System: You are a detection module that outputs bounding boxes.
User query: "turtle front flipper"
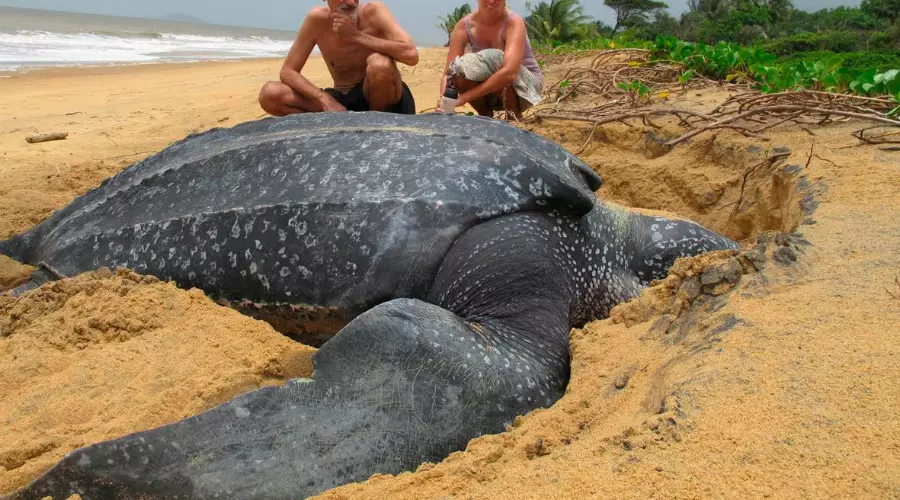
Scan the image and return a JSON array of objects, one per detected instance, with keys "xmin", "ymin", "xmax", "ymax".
[
  {"xmin": 7, "ymin": 214, "xmax": 577, "ymax": 500},
  {"xmin": 625, "ymin": 212, "xmax": 740, "ymax": 285}
]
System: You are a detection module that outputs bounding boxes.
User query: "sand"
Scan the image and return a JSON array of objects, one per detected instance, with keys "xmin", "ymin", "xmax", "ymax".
[{"xmin": 1, "ymin": 47, "xmax": 899, "ymax": 499}]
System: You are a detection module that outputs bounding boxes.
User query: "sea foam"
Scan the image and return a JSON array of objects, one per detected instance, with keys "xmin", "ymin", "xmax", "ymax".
[{"xmin": 0, "ymin": 30, "xmax": 296, "ymax": 72}]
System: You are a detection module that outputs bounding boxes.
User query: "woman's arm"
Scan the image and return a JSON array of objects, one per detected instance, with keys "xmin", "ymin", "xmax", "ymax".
[
  {"xmin": 457, "ymin": 15, "xmax": 527, "ymax": 106},
  {"xmin": 440, "ymin": 19, "xmax": 469, "ymax": 97}
]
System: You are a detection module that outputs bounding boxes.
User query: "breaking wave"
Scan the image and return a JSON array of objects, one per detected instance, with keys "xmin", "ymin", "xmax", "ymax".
[{"xmin": 0, "ymin": 30, "xmax": 296, "ymax": 72}]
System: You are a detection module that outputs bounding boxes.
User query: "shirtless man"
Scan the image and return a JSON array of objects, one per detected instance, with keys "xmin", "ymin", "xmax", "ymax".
[{"xmin": 259, "ymin": 0, "xmax": 418, "ymax": 116}]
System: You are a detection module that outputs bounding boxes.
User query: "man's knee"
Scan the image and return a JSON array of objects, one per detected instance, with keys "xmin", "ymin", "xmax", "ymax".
[
  {"xmin": 259, "ymin": 82, "xmax": 293, "ymax": 116},
  {"xmin": 365, "ymin": 54, "xmax": 396, "ymax": 81},
  {"xmin": 259, "ymin": 81, "xmax": 287, "ymax": 111}
]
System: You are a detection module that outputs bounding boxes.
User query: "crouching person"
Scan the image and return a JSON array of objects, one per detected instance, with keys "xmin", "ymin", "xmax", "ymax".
[
  {"xmin": 438, "ymin": 0, "xmax": 543, "ymax": 120},
  {"xmin": 259, "ymin": 0, "xmax": 418, "ymax": 116}
]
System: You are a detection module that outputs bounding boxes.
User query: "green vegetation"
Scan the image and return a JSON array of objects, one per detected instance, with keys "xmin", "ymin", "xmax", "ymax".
[
  {"xmin": 652, "ymin": 37, "xmax": 900, "ymax": 103},
  {"xmin": 616, "ymin": 80, "xmax": 652, "ymax": 105},
  {"xmin": 778, "ymin": 52, "xmax": 900, "ymax": 74},
  {"xmin": 436, "ymin": 3, "xmax": 472, "ymax": 47},
  {"xmin": 437, "ymin": 0, "xmax": 900, "ymax": 108},
  {"xmin": 603, "ymin": 0, "xmax": 668, "ymax": 34},
  {"xmin": 523, "ymin": 0, "xmax": 595, "ymax": 42},
  {"xmin": 542, "ymin": 34, "xmax": 900, "ymax": 106}
]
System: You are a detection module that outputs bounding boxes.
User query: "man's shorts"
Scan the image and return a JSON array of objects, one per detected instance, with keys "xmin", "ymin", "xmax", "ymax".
[{"xmin": 323, "ymin": 80, "xmax": 416, "ymax": 114}]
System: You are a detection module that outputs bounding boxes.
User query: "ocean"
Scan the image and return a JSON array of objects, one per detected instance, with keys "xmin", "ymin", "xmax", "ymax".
[{"xmin": 0, "ymin": 6, "xmax": 297, "ymax": 74}]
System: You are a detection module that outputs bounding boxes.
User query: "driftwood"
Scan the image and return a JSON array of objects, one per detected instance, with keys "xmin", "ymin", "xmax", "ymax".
[{"xmin": 26, "ymin": 132, "xmax": 68, "ymax": 144}]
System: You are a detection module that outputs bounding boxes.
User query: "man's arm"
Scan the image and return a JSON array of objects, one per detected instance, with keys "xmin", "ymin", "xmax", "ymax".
[
  {"xmin": 334, "ymin": 2, "xmax": 418, "ymax": 66},
  {"xmin": 280, "ymin": 8, "xmax": 345, "ymax": 111},
  {"xmin": 458, "ymin": 16, "xmax": 527, "ymax": 106}
]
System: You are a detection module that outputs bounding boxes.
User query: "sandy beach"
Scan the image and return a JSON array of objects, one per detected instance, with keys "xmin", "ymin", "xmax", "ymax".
[
  {"xmin": 1, "ymin": 46, "xmax": 899, "ymax": 499},
  {"xmin": 0, "ymin": 49, "xmax": 449, "ymax": 240}
]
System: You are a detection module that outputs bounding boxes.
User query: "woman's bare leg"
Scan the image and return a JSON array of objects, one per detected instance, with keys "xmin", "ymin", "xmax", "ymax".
[
  {"xmin": 450, "ymin": 76, "xmax": 494, "ymax": 116},
  {"xmin": 450, "ymin": 76, "xmax": 522, "ymax": 120},
  {"xmin": 499, "ymin": 87, "xmax": 522, "ymax": 120}
]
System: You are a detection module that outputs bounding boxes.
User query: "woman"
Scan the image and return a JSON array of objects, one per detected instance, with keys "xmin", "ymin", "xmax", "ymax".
[{"xmin": 438, "ymin": 0, "xmax": 544, "ymax": 119}]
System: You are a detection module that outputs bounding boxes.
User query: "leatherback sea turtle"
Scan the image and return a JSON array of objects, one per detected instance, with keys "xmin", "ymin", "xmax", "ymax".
[{"xmin": 1, "ymin": 112, "xmax": 737, "ymax": 500}]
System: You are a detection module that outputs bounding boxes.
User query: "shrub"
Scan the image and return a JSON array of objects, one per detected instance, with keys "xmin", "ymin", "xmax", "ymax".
[
  {"xmin": 762, "ymin": 31, "xmax": 863, "ymax": 55},
  {"xmin": 778, "ymin": 51, "xmax": 900, "ymax": 74}
]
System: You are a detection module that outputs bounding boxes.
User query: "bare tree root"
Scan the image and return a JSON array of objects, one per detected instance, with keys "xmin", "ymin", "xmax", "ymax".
[
  {"xmin": 712, "ymin": 90, "xmax": 898, "ymax": 116},
  {"xmin": 851, "ymin": 126, "xmax": 900, "ymax": 145},
  {"xmin": 665, "ymin": 104, "xmax": 900, "ymax": 148},
  {"xmin": 728, "ymin": 150, "xmax": 793, "ymax": 229},
  {"xmin": 532, "ymin": 49, "xmax": 900, "ymax": 153},
  {"xmin": 527, "ymin": 89, "xmax": 900, "ymax": 153},
  {"xmin": 527, "ymin": 108, "xmax": 717, "ymax": 152},
  {"xmin": 805, "ymin": 142, "xmax": 838, "ymax": 169},
  {"xmin": 887, "ymin": 276, "xmax": 900, "ymax": 300},
  {"xmin": 541, "ymin": 49, "xmax": 715, "ymax": 106}
]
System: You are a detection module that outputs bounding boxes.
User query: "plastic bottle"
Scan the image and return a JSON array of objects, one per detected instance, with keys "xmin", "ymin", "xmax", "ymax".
[{"xmin": 439, "ymin": 87, "xmax": 459, "ymax": 113}]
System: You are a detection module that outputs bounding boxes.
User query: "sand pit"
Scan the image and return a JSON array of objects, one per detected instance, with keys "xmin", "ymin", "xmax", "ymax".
[{"xmin": 1, "ymin": 47, "xmax": 899, "ymax": 499}]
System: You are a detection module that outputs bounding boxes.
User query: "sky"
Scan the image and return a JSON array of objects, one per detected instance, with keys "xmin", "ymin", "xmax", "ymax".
[{"xmin": 0, "ymin": 0, "xmax": 862, "ymax": 46}]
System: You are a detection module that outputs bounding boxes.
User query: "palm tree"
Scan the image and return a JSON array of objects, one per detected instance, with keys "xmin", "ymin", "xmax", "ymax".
[
  {"xmin": 524, "ymin": 0, "xmax": 593, "ymax": 42},
  {"xmin": 437, "ymin": 4, "xmax": 473, "ymax": 46},
  {"xmin": 687, "ymin": 0, "xmax": 731, "ymax": 21}
]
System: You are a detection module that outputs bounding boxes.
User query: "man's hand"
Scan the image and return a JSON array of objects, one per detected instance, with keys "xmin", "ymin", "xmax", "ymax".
[
  {"xmin": 318, "ymin": 92, "xmax": 347, "ymax": 112},
  {"xmin": 331, "ymin": 13, "xmax": 360, "ymax": 40}
]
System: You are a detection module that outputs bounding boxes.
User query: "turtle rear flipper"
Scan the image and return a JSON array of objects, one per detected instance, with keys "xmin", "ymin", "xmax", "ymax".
[
  {"xmin": 7, "ymin": 213, "xmax": 575, "ymax": 500},
  {"xmin": 5, "ymin": 262, "xmax": 65, "ymax": 296}
]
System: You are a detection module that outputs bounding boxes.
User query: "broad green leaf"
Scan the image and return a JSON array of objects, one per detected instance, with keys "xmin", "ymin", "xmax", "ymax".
[{"xmin": 886, "ymin": 79, "xmax": 900, "ymax": 96}]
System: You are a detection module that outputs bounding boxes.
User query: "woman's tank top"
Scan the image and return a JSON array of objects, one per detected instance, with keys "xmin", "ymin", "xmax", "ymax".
[{"xmin": 463, "ymin": 11, "xmax": 542, "ymax": 80}]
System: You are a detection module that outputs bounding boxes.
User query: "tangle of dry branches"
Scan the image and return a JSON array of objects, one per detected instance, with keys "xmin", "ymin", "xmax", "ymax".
[
  {"xmin": 540, "ymin": 49, "xmax": 715, "ymax": 106},
  {"xmin": 526, "ymin": 89, "xmax": 900, "ymax": 153}
]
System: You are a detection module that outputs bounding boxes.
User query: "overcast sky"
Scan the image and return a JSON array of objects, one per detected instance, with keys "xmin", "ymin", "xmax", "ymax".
[{"xmin": 0, "ymin": 0, "xmax": 862, "ymax": 46}]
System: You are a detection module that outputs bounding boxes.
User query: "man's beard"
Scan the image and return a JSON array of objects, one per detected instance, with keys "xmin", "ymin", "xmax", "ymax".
[{"xmin": 338, "ymin": 6, "xmax": 358, "ymax": 21}]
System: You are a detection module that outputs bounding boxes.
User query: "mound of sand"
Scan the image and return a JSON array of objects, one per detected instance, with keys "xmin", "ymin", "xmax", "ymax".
[{"xmin": 0, "ymin": 269, "xmax": 314, "ymax": 493}]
